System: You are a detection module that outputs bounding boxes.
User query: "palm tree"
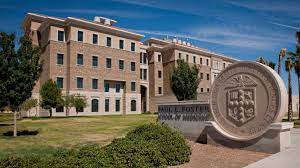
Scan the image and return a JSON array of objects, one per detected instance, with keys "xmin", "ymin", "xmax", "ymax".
[
  {"xmin": 256, "ymin": 57, "xmax": 267, "ymax": 64},
  {"xmin": 278, "ymin": 48, "xmax": 287, "ymax": 76},
  {"xmin": 285, "ymin": 57, "xmax": 293, "ymax": 121},
  {"xmin": 268, "ymin": 61, "xmax": 276, "ymax": 70},
  {"xmin": 288, "ymin": 45, "xmax": 300, "ymax": 119}
]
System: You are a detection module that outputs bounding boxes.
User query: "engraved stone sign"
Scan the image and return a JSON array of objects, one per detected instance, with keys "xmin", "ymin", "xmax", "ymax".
[{"xmin": 210, "ymin": 61, "xmax": 287, "ymax": 141}]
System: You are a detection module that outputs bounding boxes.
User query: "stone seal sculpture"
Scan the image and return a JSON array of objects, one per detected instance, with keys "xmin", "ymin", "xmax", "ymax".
[{"xmin": 210, "ymin": 61, "xmax": 287, "ymax": 141}]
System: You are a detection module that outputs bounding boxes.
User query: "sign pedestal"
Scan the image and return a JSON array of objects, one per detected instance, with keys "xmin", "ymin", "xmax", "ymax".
[{"xmin": 204, "ymin": 121, "xmax": 294, "ymax": 153}]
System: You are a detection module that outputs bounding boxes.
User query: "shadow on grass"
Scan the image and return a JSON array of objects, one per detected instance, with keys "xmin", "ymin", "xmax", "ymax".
[{"xmin": 3, "ymin": 130, "xmax": 39, "ymax": 136}]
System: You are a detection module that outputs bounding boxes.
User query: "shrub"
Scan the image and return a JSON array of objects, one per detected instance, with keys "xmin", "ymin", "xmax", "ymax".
[
  {"xmin": 104, "ymin": 138, "xmax": 167, "ymax": 168},
  {"xmin": 126, "ymin": 123, "xmax": 191, "ymax": 166}
]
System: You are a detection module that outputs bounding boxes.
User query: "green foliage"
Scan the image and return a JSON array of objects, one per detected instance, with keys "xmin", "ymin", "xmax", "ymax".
[
  {"xmin": 61, "ymin": 94, "xmax": 87, "ymax": 116},
  {"xmin": 256, "ymin": 56, "xmax": 276, "ymax": 70},
  {"xmin": 171, "ymin": 59, "xmax": 200, "ymax": 101},
  {"xmin": 40, "ymin": 79, "xmax": 62, "ymax": 117},
  {"xmin": 126, "ymin": 123, "xmax": 191, "ymax": 166},
  {"xmin": 19, "ymin": 98, "xmax": 38, "ymax": 112},
  {"xmin": 0, "ymin": 32, "xmax": 42, "ymax": 111}
]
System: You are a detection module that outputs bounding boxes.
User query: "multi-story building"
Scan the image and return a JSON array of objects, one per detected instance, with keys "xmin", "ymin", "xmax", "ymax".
[
  {"xmin": 22, "ymin": 13, "xmax": 238, "ymax": 116},
  {"xmin": 23, "ymin": 13, "xmax": 145, "ymax": 116},
  {"xmin": 144, "ymin": 38, "xmax": 238, "ymax": 111}
]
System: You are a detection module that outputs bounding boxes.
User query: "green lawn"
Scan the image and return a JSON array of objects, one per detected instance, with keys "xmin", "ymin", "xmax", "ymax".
[{"xmin": 0, "ymin": 114, "xmax": 157, "ymax": 158}]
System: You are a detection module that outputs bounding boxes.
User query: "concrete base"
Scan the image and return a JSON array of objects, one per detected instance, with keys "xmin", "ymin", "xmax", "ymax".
[{"xmin": 203, "ymin": 121, "xmax": 294, "ymax": 153}]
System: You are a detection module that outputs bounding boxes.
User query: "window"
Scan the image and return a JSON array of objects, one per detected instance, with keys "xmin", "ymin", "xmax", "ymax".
[
  {"xmin": 131, "ymin": 62, "xmax": 136, "ymax": 71},
  {"xmin": 140, "ymin": 69, "xmax": 143, "ymax": 79},
  {"xmin": 207, "ymin": 74, "xmax": 210, "ymax": 80},
  {"xmin": 57, "ymin": 53, "xmax": 64, "ymax": 65},
  {"xmin": 77, "ymin": 54, "xmax": 83, "ymax": 65},
  {"xmin": 58, "ymin": 30, "xmax": 64, "ymax": 42},
  {"xmin": 92, "ymin": 78, "xmax": 98, "ymax": 89},
  {"xmin": 76, "ymin": 107, "xmax": 84, "ymax": 113},
  {"xmin": 206, "ymin": 59, "xmax": 209, "ymax": 66},
  {"xmin": 56, "ymin": 77, "xmax": 63, "ymax": 89},
  {"xmin": 207, "ymin": 88, "xmax": 210, "ymax": 92},
  {"xmin": 106, "ymin": 58, "xmax": 111, "ymax": 68},
  {"xmin": 92, "ymin": 34, "xmax": 98, "ymax": 44},
  {"xmin": 119, "ymin": 40, "xmax": 124, "ymax": 49},
  {"xmin": 56, "ymin": 106, "xmax": 64, "ymax": 112},
  {"xmin": 143, "ymin": 69, "xmax": 147, "ymax": 80},
  {"xmin": 131, "ymin": 100, "xmax": 136, "ymax": 111},
  {"xmin": 92, "ymin": 56, "xmax": 98, "ymax": 67},
  {"xmin": 158, "ymin": 54, "xmax": 162, "ymax": 62},
  {"xmin": 179, "ymin": 53, "xmax": 182, "ymax": 59},
  {"xmin": 200, "ymin": 73, "xmax": 203, "ymax": 79},
  {"xmin": 104, "ymin": 83, "xmax": 109, "ymax": 92},
  {"xmin": 115, "ymin": 99, "xmax": 120, "ymax": 112},
  {"xmin": 201, "ymin": 88, "xmax": 203, "ymax": 92},
  {"xmin": 116, "ymin": 83, "xmax": 121, "ymax": 93},
  {"xmin": 77, "ymin": 77, "xmax": 83, "ymax": 89},
  {"xmin": 119, "ymin": 60, "xmax": 124, "ymax": 70},
  {"xmin": 105, "ymin": 99, "xmax": 109, "ymax": 112},
  {"xmin": 106, "ymin": 37, "xmax": 111, "ymax": 47},
  {"xmin": 158, "ymin": 87, "xmax": 162, "ymax": 94},
  {"xmin": 91, "ymin": 99, "xmax": 98, "ymax": 112},
  {"xmin": 200, "ymin": 58, "xmax": 203, "ymax": 64},
  {"xmin": 158, "ymin": 70, "xmax": 162, "ymax": 78},
  {"xmin": 186, "ymin": 55, "xmax": 189, "ymax": 62},
  {"xmin": 131, "ymin": 42, "xmax": 135, "ymax": 52},
  {"xmin": 77, "ymin": 31, "xmax": 83, "ymax": 42},
  {"xmin": 143, "ymin": 53, "xmax": 147, "ymax": 64},
  {"xmin": 193, "ymin": 56, "xmax": 196, "ymax": 63},
  {"xmin": 131, "ymin": 82, "xmax": 136, "ymax": 92},
  {"xmin": 223, "ymin": 63, "xmax": 226, "ymax": 69}
]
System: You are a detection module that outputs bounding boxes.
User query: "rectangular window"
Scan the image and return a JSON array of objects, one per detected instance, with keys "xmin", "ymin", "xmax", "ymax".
[
  {"xmin": 116, "ymin": 83, "xmax": 121, "ymax": 93},
  {"xmin": 58, "ymin": 30, "xmax": 64, "ymax": 42},
  {"xmin": 115, "ymin": 99, "xmax": 120, "ymax": 112},
  {"xmin": 140, "ymin": 69, "xmax": 143, "ymax": 79},
  {"xmin": 193, "ymin": 56, "xmax": 196, "ymax": 63},
  {"xmin": 223, "ymin": 63, "xmax": 226, "ymax": 69},
  {"xmin": 131, "ymin": 42, "xmax": 135, "ymax": 52},
  {"xmin": 206, "ymin": 59, "xmax": 209, "ymax": 66},
  {"xmin": 119, "ymin": 40, "xmax": 124, "ymax": 49},
  {"xmin": 179, "ymin": 53, "xmax": 181, "ymax": 59},
  {"xmin": 119, "ymin": 60, "xmax": 124, "ymax": 70},
  {"xmin": 77, "ymin": 77, "xmax": 83, "ymax": 89},
  {"xmin": 106, "ymin": 37, "xmax": 111, "ymax": 47},
  {"xmin": 57, "ymin": 53, "xmax": 64, "ymax": 65},
  {"xmin": 92, "ymin": 78, "xmax": 98, "ymax": 89},
  {"xmin": 158, "ymin": 54, "xmax": 162, "ymax": 62},
  {"xmin": 77, "ymin": 54, "xmax": 83, "ymax": 65},
  {"xmin": 158, "ymin": 70, "xmax": 162, "ymax": 78},
  {"xmin": 200, "ymin": 73, "xmax": 203, "ymax": 79},
  {"xmin": 158, "ymin": 87, "xmax": 162, "ymax": 94},
  {"xmin": 131, "ymin": 82, "xmax": 136, "ymax": 92},
  {"xmin": 186, "ymin": 55, "xmax": 189, "ymax": 62},
  {"xmin": 104, "ymin": 83, "xmax": 110, "ymax": 92},
  {"xmin": 76, "ymin": 107, "xmax": 84, "ymax": 113},
  {"xmin": 131, "ymin": 62, "xmax": 136, "ymax": 71},
  {"xmin": 92, "ymin": 56, "xmax": 98, "ymax": 67},
  {"xmin": 77, "ymin": 31, "xmax": 83, "ymax": 42},
  {"xmin": 105, "ymin": 99, "xmax": 109, "ymax": 112},
  {"xmin": 93, "ymin": 34, "xmax": 98, "ymax": 44},
  {"xmin": 200, "ymin": 58, "xmax": 203, "ymax": 64},
  {"xmin": 207, "ymin": 74, "xmax": 210, "ymax": 80},
  {"xmin": 56, "ymin": 77, "xmax": 63, "ymax": 88},
  {"xmin": 56, "ymin": 106, "xmax": 64, "ymax": 112},
  {"xmin": 106, "ymin": 58, "xmax": 112, "ymax": 68},
  {"xmin": 143, "ymin": 53, "xmax": 147, "ymax": 64},
  {"xmin": 207, "ymin": 88, "xmax": 210, "ymax": 92},
  {"xmin": 201, "ymin": 88, "xmax": 203, "ymax": 92},
  {"xmin": 143, "ymin": 69, "xmax": 147, "ymax": 80}
]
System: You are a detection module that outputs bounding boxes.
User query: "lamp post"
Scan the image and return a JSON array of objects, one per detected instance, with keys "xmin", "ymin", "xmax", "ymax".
[{"xmin": 278, "ymin": 48, "xmax": 286, "ymax": 76}]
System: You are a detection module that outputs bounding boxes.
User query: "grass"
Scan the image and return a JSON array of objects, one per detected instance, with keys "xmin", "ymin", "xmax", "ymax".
[
  {"xmin": 0, "ymin": 113, "xmax": 13, "ymax": 122},
  {"xmin": 0, "ymin": 114, "xmax": 157, "ymax": 158}
]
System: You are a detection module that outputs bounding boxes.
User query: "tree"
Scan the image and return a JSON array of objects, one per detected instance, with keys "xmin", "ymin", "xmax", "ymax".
[
  {"xmin": 171, "ymin": 59, "xmax": 200, "ymax": 101},
  {"xmin": 268, "ymin": 61, "xmax": 276, "ymax": 70},
  {"xmin": 61, "ymin": 94, "xmax": 74, "ymax": 117},
  {"xmin": 285, "ymin": 57, "xmax": 293, "ymax": 121},
  {"xmin": 256, "ymin": 57, "xmax": 276, "ymax": 70},
  {"xmin": 288, "ymin": 45, "xmax": 300, "ymax": 119},
  {"xmin": 278, "ymin": 48, "xmax": 287, "ymax": 76},
  {"xmin": 0, "ymin": 32, "xmax": 42, "ymax": 136},
  {"xmin": 19, "ymin": 98, "xmax": 38, "ymax": 117},
  {"xmin": 40, "ymin": 79, "xmax": 62, "ymax": 117},
  {"xmin": 72, "ymin": 95, "xmax": 87, "ymax": 115}
]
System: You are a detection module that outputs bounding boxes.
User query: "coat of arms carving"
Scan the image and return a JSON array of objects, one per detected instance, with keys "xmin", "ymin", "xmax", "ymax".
[{"xmin": 225, "ymin": 75, "xmax": 257, "ymax": 126}]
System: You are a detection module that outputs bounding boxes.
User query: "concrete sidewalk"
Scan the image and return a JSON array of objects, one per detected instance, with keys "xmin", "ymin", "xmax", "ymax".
[{"xmin": 245, "ymin": 128, "xmax": 300, "ymax": 168}]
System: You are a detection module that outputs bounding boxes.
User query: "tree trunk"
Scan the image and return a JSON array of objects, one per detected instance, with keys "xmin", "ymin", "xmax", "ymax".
[
  {"xmin": 298, "ymin": 76, "xmax": 300, "ymax": 120},
  {"xmin": 277, "ymin": 54, "xmax": 281, "ymax": 76},
  {"xmin": 288, "ymin": 70, "xmax": 293, "ymax": 121},
  {"xmin": 49, "ymin": 108, "xmax": 52, "ymax": 118},
  {"xmin": 13, "ymin": 111, "xmax": 17, "ymax": 137}
]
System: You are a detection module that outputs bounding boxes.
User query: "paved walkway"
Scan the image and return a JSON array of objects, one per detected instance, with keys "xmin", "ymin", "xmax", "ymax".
[{"xmin": 245, "ymin": 128, "xmax": 300, "ymax": 168}]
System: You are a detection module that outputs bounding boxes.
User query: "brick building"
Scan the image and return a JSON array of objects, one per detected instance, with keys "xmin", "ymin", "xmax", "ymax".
[{"xmin": 22, "ymin": 13, "xmax": 237, "ymax": 116}]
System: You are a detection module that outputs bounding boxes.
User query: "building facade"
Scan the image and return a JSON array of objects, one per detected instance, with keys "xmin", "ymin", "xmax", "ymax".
[{"xmin": 22, "ymin": 13, "xmax": 237, "ymax": 116}]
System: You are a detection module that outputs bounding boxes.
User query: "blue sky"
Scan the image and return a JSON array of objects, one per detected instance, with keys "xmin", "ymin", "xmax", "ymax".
[{"xmin": 1, "ymin": 0, "xmax": 300, "ymax": 94}]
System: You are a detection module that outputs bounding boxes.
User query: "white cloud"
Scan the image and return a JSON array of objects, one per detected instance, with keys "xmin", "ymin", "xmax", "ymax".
[{"xmin": 268, "ymin": 21, "xmax": 299, "ymax": 30}]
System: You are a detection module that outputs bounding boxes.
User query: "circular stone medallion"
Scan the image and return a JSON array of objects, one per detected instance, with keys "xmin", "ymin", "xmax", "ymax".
[{"xmin": 210, "ymin": 61, "xmax": 287, "ymax": 141}]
